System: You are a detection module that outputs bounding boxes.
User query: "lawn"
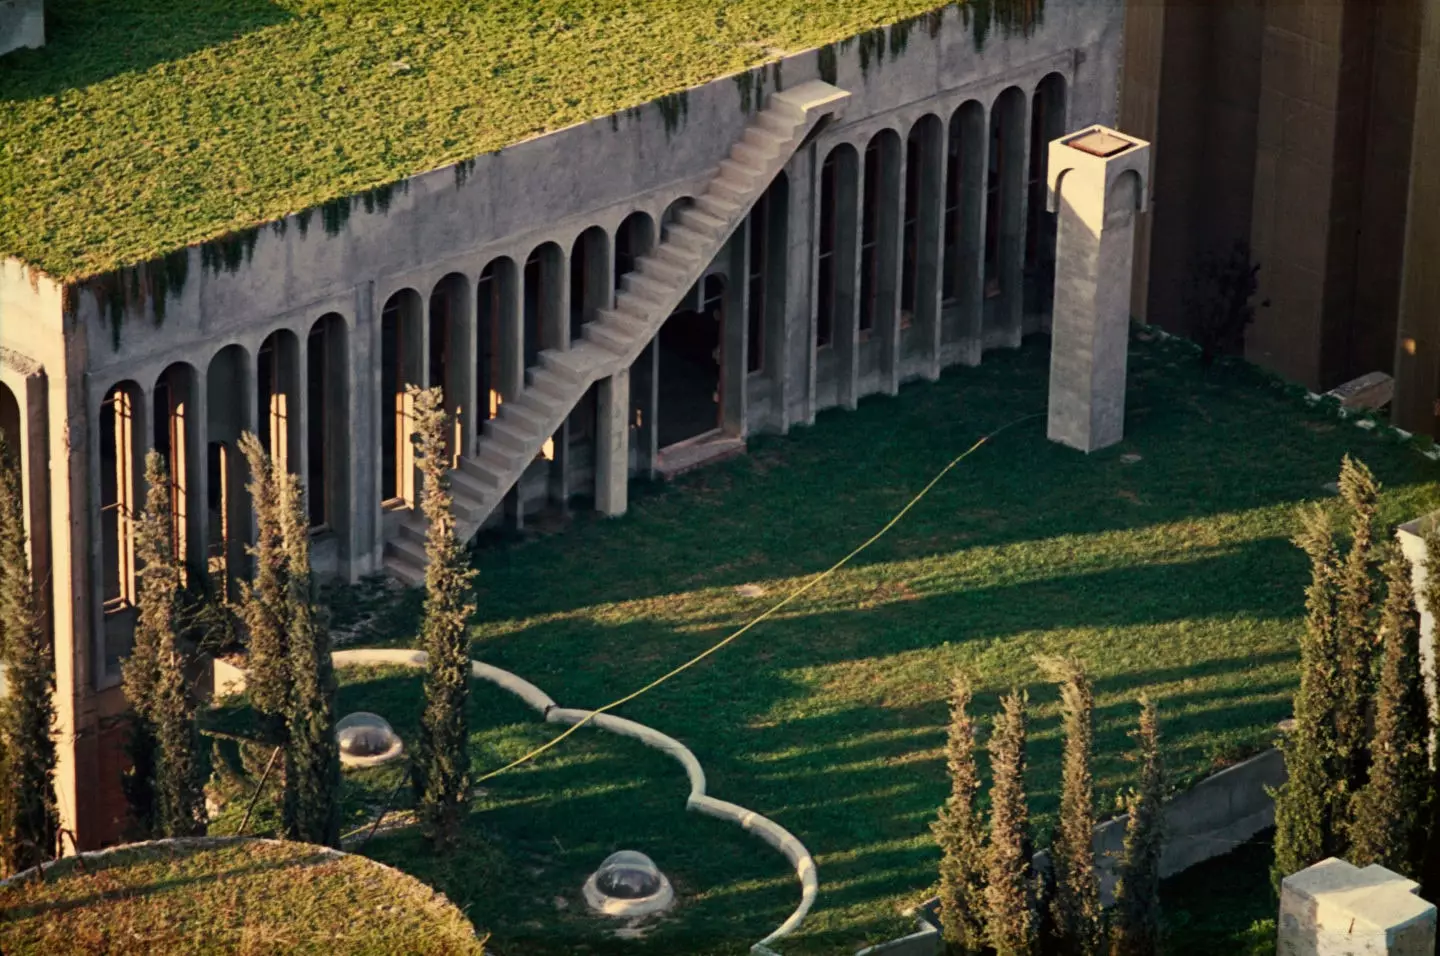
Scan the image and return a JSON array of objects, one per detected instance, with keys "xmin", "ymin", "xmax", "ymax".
[
  {"xmin": 1, "ymin": 0, "xmax": 1035, "ymax": 280},
  {"xmin": 0, "ymin": 837, "xmax": 484, "ymax": 955},
  {"xmin": 231, "ymin": 332, "xmax": 1440, "ymax": 953}
]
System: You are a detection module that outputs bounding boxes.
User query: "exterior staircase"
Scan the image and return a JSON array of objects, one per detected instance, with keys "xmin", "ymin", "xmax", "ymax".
[{"xmin": 384, "ymin": 81, "xmax": 850, "ymax": 585}]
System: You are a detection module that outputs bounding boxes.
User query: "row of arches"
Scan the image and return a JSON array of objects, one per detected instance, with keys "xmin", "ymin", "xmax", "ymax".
[
  {"xmin": 816, "ymin": 73, "xmax": 1066, "ymax": 356},
  {"xmin": 98, "ymin": 315, "xmax": 349, "ymax": 632}
]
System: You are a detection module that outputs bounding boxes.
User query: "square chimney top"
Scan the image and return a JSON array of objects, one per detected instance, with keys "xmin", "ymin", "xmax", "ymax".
[{"xmin": 1065, "ymin": 128, "xmax": 1137, "ymax": 158}]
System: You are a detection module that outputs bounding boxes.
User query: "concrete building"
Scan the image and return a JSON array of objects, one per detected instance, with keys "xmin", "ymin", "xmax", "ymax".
[
  {"xmin": 0, "ymin": 1, "xmax": 1126, "ymax": 847},
  {"xmin": 1119, "ymin": 0, "xmax": 1440, "ymax": 433}
]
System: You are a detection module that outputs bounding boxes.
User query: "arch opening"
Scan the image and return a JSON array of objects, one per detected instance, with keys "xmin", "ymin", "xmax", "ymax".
[{"xmin": 380, "ymin": 289, "xmax": 423, "ymax": 505}]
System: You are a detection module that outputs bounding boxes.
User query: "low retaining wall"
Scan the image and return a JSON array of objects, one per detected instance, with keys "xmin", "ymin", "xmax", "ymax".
[{"xmin": 857, "ymin": 747, "xmax": 1287, "ymax": 955}]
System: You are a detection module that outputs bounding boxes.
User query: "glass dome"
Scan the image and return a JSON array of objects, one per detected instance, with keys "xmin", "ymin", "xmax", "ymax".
[
  {"xmin": 335, "ymin": 712, "xmax": 403, "ymax": 767},
  {"xmin": 583, "ymin": 850, "xmax": 674, "ymax": 917}
]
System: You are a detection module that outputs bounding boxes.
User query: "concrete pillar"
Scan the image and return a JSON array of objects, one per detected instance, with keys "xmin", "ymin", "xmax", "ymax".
[
  {"xmin": 783, "ymin": 147, "xmax": 815, "ymax": 428},
  {"xmin": 946, "ymin": 101, "xmax": 987, "ymax": 367},
  {"xmin": 350, "ymin": 281, "xmax": 381, "ymax": 577},
  {"xmin": 1045, "ymin": 126, "xmax": 1152, "ymax": 453},
  {"xmin": 916, "ymin": 121, "xmax": 945, "ymax": 382},
  {"xmin": 991, "ymin": 88, "xmax": 1032, "ymax": 350},
  {"xmin": 595, "ymin": 368, "xmax": 630, "ymax": 517},
  {"xmin": 1392, "ymin": 0, "xmax": 1440, "ymax": 434},
  {"xmin": 878, "ymin": 137, "xmax": 904, "ymax": 396},
  {"xmin": 723, "ymin": 228, "xmax": 749, "ymax": 437},
  {"xmin": 1279, "ymin": 858, "xmax": 1436, "ymax": 956}
]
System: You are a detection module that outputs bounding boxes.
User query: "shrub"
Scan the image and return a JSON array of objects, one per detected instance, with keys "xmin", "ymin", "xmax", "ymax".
[
  {"xmin": 237, "ymin": 432, "xmax": 289, "ymax": 741},
  {"xmin": 1333, "ymin": 456, "xmax": 1380, "ymax": 803},
  {"xmin": 1111, "ymin": 697, "xmax": 1164, "ymax": 956},
  {"xmin": 985, "ymin": 690, "xmax": 1038, "ymax": 956},
  {"xmin": 1038, "ymin": 656, "xmax": 1101, "ymax": 956}
]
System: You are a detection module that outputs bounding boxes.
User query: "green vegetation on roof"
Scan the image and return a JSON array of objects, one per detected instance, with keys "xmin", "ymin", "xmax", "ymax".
[
  {"xmin": 0, "ymin": 0, "xmax": 1046, "ymax": 281},
  {"xmin": 0, "ymin": 838, "xmax": 484, "ymax": 954}
]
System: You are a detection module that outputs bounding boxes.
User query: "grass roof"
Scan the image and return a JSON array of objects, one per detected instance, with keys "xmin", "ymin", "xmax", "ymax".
[
  {"xmin": 0, "ymin": 0, "xmax": 1039, "ymax": 282},
  {"xmin": 0, "ymin": 838, "xmax": 484, "ymax": 954}
]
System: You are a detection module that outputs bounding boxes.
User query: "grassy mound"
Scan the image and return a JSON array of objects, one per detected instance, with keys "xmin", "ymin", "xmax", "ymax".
[
  {"xmin": 0, "ymin": 0, "xmax": 1038, "ymax": 280},
  {"xmin": 0, "ymin": 838, "xmax": 484, "ymax": 955}
]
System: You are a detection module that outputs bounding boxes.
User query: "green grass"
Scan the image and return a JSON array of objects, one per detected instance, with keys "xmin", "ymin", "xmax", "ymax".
[
  {"xmin": 0, "ymin": 837, "xmax": 484, "ymax": 954},
  {"xmin": 222, "ymin": 333, "xmax": 1439, "ymax": 953},
  {"xmin": 1161, "ymin": 830, "xmax": 1277, "ymax": 956},
  {"xmin": 0, "ymin": 0, "xmax": 1030, "ymax": 280}
]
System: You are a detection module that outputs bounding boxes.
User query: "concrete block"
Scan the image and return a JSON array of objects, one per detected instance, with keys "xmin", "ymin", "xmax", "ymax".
[
  {"xmin": 1325, "ymin": 371, "xmax": 1395, "ymax": 410},
  {"xmin": 0, "ymin": 0, "xmax": 42, "ymax": 57},
  {"xmin": 1279, "ymin": 858, "xmax": 1437, "ymax": 956},
  {"xmin": 1045, "ymin": 125, "xmax": 1152, "ymax": 453}
]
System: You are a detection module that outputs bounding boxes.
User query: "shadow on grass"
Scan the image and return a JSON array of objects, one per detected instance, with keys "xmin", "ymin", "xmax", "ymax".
[
  {"xmin": 456, "ymin": 335, "xmax": 1440, "ymax": 624},
  {"xmin": 0, "ymin": 0, "xmax": 293, "ymax": 103}
]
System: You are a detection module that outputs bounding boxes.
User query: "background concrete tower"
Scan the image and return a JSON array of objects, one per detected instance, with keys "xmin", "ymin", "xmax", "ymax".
[{"xmin": 1045, "ymin": 126, "xmax": 1152, "ymax": 453}]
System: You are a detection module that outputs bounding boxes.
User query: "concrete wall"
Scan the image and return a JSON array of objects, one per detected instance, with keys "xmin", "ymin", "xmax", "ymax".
[{"xmin": 0, "ymin": 0, "xmax": 43, "ymax": 57}]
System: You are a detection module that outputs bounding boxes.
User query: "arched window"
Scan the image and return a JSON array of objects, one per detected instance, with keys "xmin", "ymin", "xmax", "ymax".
[
  {"xmin": 99, "ymin": 382, "xmax": 143, "ymax": 610},
  {"xmin": 307, "ymin": 314, "xmax": 348, "ymax": 529},
  {"xmin": 154, "ymin": 363, "xmax": 198, "ymax": 576},
  {"xmin": 903, "ymin": 116, "xmax": 943, "ymax": 336},
  {"xmin": 570, "ymin": 226, "xmax": 609, "ymax": 341},
  {"xmin": 476, "ymin": 257, "xmax": 516, "ymax": 426},
  {"xmin": 1025, "ymin": 73, "xmax": 1067, "ymax": 316},
  {"xmin": 817, "ymin": 144, "xmax": 858, "ymax": 349},
  {"xmin": 747, "ymin": 172, "xmax": 788, "ymax": 374},
  {"xmin": 615, "ymin": 212, "xmax": 656, "ymax": 289},
  {"xmin": 985, "ymin": 87, "xmax": 1027, "ymax": 301},
  {"xmin": 430, "ymin": 273, "xmax": 471, "ymax": 465},
  {"xmin": 380, "ymin": 289, "xmax": 422, "ymax": 504},
  {"xmin": 257, "ymin": 329, "xmax": 300, "ymax": 473}
]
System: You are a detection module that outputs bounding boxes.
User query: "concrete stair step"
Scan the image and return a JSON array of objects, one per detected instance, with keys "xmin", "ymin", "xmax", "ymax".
[
  {"xmin": 513, "ymin": 389, "xmax": 562, "ymax": 420},
  {"xmin": 621, "ymin": 271, "xmax": 677, "ymax": 304},
  {"xmin": 745, "ymin": 125, "xmax": 789, "ymax": 149},
  {"xmin": 709, "ymin": 176, "xmax": 749, "ymax": 203},
  {"xmin": 478, "ymin": 441, "xmax": 527, "ymax": 475},
  {"xmin": 538, "ymin": 349, "xmax": 590, "ymax": 385},
  {"xmin": 636, "ymin": 254, "xmax": 688, "ymax": 284},
  {"xmin": 756, "ymin": 111, "xmax": 799, "ymax": 136},
  {"xmin": 484, "ymin": 417, "xmax": 537, "ymax": 453},
  {"xmin": 449, "ymin": 480, "xmax": 489, "ymax": 518},
  {"xmin": 398, "ymin": 517, "xmax": 428, "ymax": 546},
  {"xmin": 654, "ymin": 242, "xmax": 702, "ymax": 268},
  {"xmin": 615, "ymin": 291, "xmax": 653, "ymax": 320},
  {"xmin": 731, "ymin": 141, "xmax": 774, "ymax": 168},
  {"xmin": 387, "ymin": 533, "xmax": 428, "ymax": 567},
  {"xmin": 718, "ymin": 157, "xmax": 762, "ymax": 183},
  {"xmin": 583, "ymin": 320, "xmax": 634, "ymax": 354},
  {"xmin": 383, "ymin": 551, "xmax": 426, "ymax": 587},
  {"xmin": 498, "ymin": 401, "xmax": 547, "ymax": 432},
  {"xmin": 664, "ymin": 223, "xmax": 711, "ymax": 252},
  {"xmin": 694, "ymin": 194, "xmax": 741, "ymax": 222},
  {"xmin": 596, "ymin": 308, "xmax": 649, "ymax": 336},
  {"xmin": 676, "ymin": 208, "xmax": 727, "ymax": 237},
  {"xmin": 457, "ymin": 454, "xmax": 505, "ymax": 488},
  {"xmin": 770, "ymin": 80, "xmax": 851, "ymax": 118}
]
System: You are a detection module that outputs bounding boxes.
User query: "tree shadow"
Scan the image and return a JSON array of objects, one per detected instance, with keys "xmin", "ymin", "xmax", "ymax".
[{"xmin": 0, "ymin": 0, "xmax": 293, "ymax": 103}]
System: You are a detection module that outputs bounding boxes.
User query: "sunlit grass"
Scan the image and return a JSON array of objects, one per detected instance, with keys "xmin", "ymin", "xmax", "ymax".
[{"xmin": 294, "ymin": 333, "xmax": 1437, "ymax": 952}]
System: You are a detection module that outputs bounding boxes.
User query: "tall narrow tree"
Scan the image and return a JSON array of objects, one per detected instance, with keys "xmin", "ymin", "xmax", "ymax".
[
  {"xmin": 1038, "ymin": 656, "xmax": 1101, "ymax": 956},
  {"xmin": 409, "ymin": 386, "xmax": 477, "ymax": 849},
  {"xmin": 0, "ymin": 435, "xmax": 57, "ymax": 875},
  {"xmin": 932, "ymin": 675, "xmax": 988, "ymax": 953},
  {"xmin": 1347, "ymin": 543, "xmax": 1429, "ymax": 877},
  {"xmin": 1272, "ymin": 503, "xmax": 1343, "ymax": 885},
  {"xmin": 985, "ymin": 690, "xmax": 1038, "ymax": 956},
  {"xmin": 1111, "ymin": 697, "xmax": 1164, "ymax": 956},
  {"xmin": 278, "ymin": 471, "xmax": 340, "ymax": 847},
  {"xmin": 132, "ymin": 452, "xmax": 206, "ymax": 836},
  {"xmin": 1334, "ymin": 456, "xmax": 1380, "ymax": 799},
  {"xmin": 237, "ymin": 432, "xmax": 288, "ymax": 740}
]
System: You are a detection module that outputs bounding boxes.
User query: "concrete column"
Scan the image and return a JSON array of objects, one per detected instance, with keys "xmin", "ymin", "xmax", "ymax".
[
  {"xmin": 918, "ymin": 123, "xmax": 945, "ymax": 382},
  {"xmin": 1392, "ymin": 0, "xmax": 1440, "ymax": 434},
  {"xmin": 1279, "ymin": 858, "xmax": 1436, "ymax": 955},
  {"xmin": 999, "ymin": 90, "xmax": 1032, "ymax": 350},
  {"xmin": 951, "ymin": 102, "xmax": 988, "ymax": 367},
  {"xmin": 784, "ymin": 147, "xmax": 816, "ymax": 428},
  {"xmin": 499, "ymin": 264, "xmax": 525, "ymax": 402},
  {"xmin": 1046, "ymin": 126, "xmax": 1152, "ymax": 453},
  {"xmin": 350, "ymin": 281, "xmax": 381, "ymax": 578},
  {"xmin": 723, "ymin": 229, "xmax": 749, "ymax": 437},
  {"xmin": 595, "ymin": 368, "xmax": 630, "ymax": 517},
  {"xmin": 882, "ymin": 142, "xmax": 904, "ymax": 395}
]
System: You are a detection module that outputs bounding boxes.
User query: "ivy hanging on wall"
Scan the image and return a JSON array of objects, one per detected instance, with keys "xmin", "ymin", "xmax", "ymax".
[{"xmin": 84, "ymin": 247, "xmax": 193, "ymax": 351}]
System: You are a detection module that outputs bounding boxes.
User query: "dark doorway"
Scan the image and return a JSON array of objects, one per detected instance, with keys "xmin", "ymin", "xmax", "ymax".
[{"xmin": 658, "ymin": 275, "xmax": 724, "ymax": 448}]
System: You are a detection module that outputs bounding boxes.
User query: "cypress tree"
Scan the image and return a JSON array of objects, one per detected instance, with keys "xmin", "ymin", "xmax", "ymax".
[
  {"xmin": 409, "ymin": 386, "xmax": 477, "ymax": 849},
  {"xmin": 1111, "ymin": 697, "xmax": 1164, "ymax": 956},
  {"xmin": 985, "ymin": 690, "xmax": 1038, "ymax": 956},
  {"xmin": 278, "ymin": 471, "xmax": 340, "ymax": 847},
  {"xmin": 1272, "ymin": 503, "xmax": 1343, "ymax": 885},
  {"xmin": 0, "ymin": 435, "xmax": 58, "ymax": 875},
  {"xmin": 1348, "ymin": 542, "xmax": 1430, "ymax": 877},
  {"xmin": 931, "ymin": 675, "xmax": 988, "ymax": 953},
  {"xmin": 133, "ymin": 452, "xmax": 206, "ymax": 836},
  {"xmin": 1038, "ymin": 656, "xmax": 1101, "ymax": 956},
  {"xmin": 237, "ymin": 432, "xmax": 288, "ymax": 739},
  {"xmin": 1334, "ymin": 455, "xmax": 1380, "ymax": 801}
]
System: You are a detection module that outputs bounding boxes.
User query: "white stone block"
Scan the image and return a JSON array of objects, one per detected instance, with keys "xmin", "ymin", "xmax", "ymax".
[{"xmin": 1279, "ymin": 858, "xmax": 1437, "ymax": 956}]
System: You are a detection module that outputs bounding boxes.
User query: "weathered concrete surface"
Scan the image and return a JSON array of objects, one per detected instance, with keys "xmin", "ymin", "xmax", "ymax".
[
  {"xmin": 0, "ymin": 0, "xmax": 43, "ymax": 56},
  {"xmin": 1279, "ymin": 858, "xmax": 1437, "ymax": 956},
  {"xmin": 1396, "ymin": 513, "xmax": 1439, "ymax": 721},
  {"xmin": 1045, "ymin": 125, "xmax": 1152, "ymax": 452}
]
